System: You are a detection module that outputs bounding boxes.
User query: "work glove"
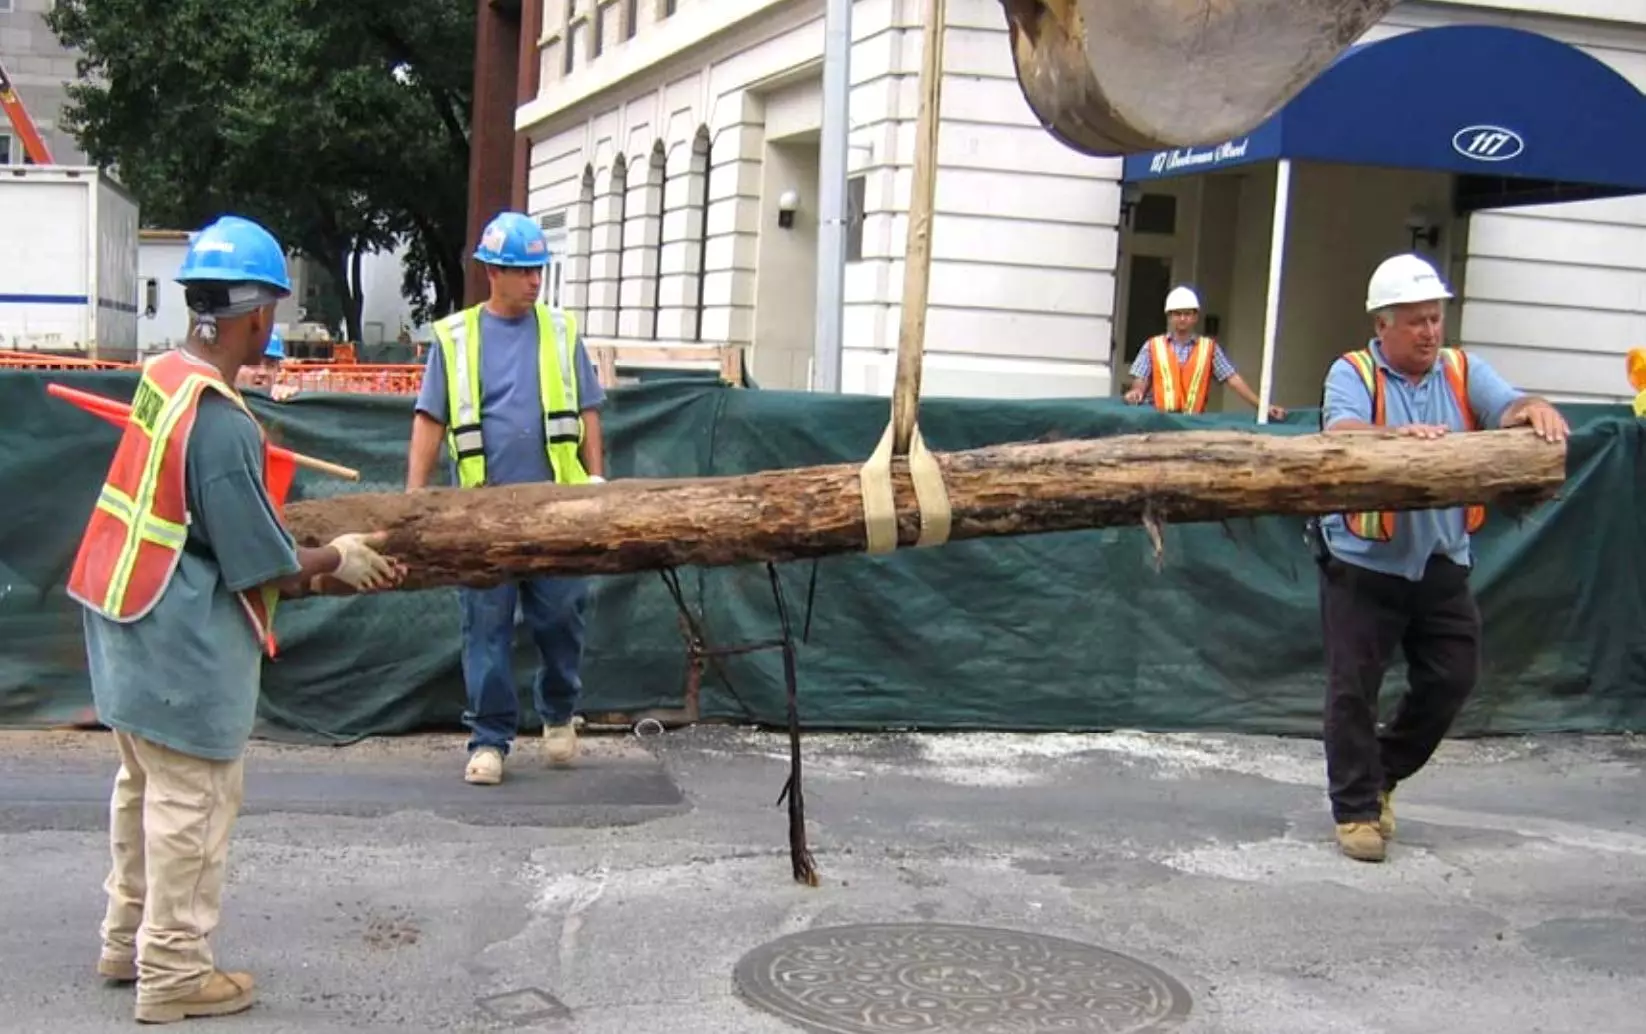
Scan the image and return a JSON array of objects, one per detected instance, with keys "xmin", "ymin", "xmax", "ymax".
[{"xmin": 328, "ymin": 532, "xmax": 399, "ymax": 591}]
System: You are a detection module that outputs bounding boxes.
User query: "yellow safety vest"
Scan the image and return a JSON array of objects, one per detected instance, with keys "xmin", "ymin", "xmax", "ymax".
[{"xmin": 434, "ymin": 302, "xmax": 589, "ymax": 488}]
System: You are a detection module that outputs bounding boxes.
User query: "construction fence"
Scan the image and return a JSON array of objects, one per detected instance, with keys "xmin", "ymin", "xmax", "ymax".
[{"xmin": 2, "ymin": 367, "xmax": 1643, "ymax": 743}]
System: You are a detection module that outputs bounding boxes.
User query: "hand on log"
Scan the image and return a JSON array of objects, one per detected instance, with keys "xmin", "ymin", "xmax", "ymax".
[{"xmin": 281, "ymin": 427, "xmax": 1567, "ymax": 591}]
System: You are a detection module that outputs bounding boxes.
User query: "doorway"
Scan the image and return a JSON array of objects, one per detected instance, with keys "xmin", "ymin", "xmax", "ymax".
[
  {"xmin": 751, "ymin": 133, "xmax": 821, "ymax": 389},
  {"xmin": 1121, "ymin": 254, "xmax": 1174, "ymax": 368}
]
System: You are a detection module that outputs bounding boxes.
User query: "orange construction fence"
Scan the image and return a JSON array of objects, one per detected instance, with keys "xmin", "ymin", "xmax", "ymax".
[
  {"xmin": 238, "ymin": 362, "xmax": 424, "ymax": 400},
  {"xmin": 0, "ymin": 350, "xmax": 136, "ymax": 371}
]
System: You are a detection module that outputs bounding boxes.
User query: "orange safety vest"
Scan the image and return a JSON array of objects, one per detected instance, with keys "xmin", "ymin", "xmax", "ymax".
[
  {"xmin": 1147, "ymin": 335, "xmax": 1216, "ymax": 414},
  {"xmin": 66, "ymin": 350, "xmax": 283, "ymax": 656},
  {"xmin": 1339, "ymin": 346, "xmax": 1486, "ymax": 541}
]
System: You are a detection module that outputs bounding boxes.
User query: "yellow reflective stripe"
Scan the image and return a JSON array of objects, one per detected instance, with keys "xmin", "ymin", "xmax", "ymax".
[
  {"xmin": 1344, "ymin": 350, "xmax": 1376, "ymax": 393},
  {"xmin": 1342, "ymin": 350, "xmax": 1390, "ymax": 540},
  {"xmin": 97, "ymin": 484, "xmax": 137, "ymax": 520},
  {"xmin": 1151, "ymin": 337, "xmax": 1178, "ymax": 411},
  {"xmin": 101, "ymin": 374, "xmax": 210, "ymax": 612},
  {"xmin": 1182, "ymin": 338, "xmax": 1213, "ymax": 412}
]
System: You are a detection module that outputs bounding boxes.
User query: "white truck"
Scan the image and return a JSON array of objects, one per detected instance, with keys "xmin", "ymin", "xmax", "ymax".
[{"xmin": 0, "ymin": 165, "xmax": 147, "ymax": 359}]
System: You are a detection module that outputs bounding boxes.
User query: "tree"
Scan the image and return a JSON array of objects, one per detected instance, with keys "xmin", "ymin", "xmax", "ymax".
[{"xmin": 48, "ymin": 0, "xmax": 474, "ymax": 342}]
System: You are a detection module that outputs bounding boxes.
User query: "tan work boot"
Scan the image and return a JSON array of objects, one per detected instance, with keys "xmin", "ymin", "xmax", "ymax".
[
  {"xmin": 465, "ymin": 746, "xmax": 504, "ymax": 785},
  {"xmin": 98, "ymin": 956, "xmax": 137, "ymax": 984},
  {"xmin": 544, "ymin": 722, "xmax": 578, "ymax": 766},
  {"xmin": 135, "ymin": 970, "xmax": 256, "ymax": 1024},
  {"xmin": 1336, "ymin": 821, "xmax": 1386, "ymax": 862},
  {"xmin": 1378, "ymin": 790, "xmax": 1396, "ymax": 841}
]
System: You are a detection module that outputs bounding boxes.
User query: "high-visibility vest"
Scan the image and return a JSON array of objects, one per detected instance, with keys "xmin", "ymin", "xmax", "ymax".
[
  {"xmin": 66, "ymin": 349, "xmax": 282, "ymax": 656},
  {"xmin": 434, "ymin": 302, "xmax": 589, "ymax": 488},
  {"xmin": 1147, "ymin": 335, "xmax": 1216, "ymax": 414},
  {"xmin": 1339, "ymin": 346, "xmax": 1486, "ymax": 541}
]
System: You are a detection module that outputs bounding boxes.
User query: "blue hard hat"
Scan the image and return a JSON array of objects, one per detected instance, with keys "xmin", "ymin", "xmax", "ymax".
[
  {"xmin": 264, "ymin": 327, "xmax": 285, "ymax": 360},
  {"xmin": 473, "ymin": 211, "xmax": 550, "ymax": 267},
  {"xmin": 176, "ymin": 215, "xmax": 293, "ymax": 295}
]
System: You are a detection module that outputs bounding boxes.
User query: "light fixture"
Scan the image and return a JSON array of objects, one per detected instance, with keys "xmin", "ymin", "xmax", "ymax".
[
  {"xmin": 1119, "ymin": 182, "xmax": 1143, "ymax": 226},
  {"xmin": 777, "ymin": 189, "xmax": 799, "ymax": 229},
  {"xmin": 1405, "ymin": 206, "xmax": 1440, "ymax": 250}
]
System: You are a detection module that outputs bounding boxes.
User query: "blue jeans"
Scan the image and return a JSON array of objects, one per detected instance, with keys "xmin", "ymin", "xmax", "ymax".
[{"xmin": 459, "ymin": 576, "xmax": 589, "ymax": 755}]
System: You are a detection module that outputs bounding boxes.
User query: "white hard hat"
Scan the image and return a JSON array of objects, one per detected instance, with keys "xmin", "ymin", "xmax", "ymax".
[
  {"xmin": 1365, "ymin": 254, "xmax": 1453, "ymax": 313},
  {"xmin": 1164, "ymin": 286, "xmax": 1201, "ymax": 313}
]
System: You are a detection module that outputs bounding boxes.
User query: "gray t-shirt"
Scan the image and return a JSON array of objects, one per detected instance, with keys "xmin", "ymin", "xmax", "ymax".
[{"xmin": 83, "ymin": 391, "xmax": 302, "ymax": 761}]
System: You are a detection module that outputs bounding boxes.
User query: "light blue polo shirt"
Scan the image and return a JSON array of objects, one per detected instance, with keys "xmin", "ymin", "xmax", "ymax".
[
  {"xmin": 415, "ymin": 308, "xmax": 606, "ymax": 486},
  {"xmin": 1320, "ymin": 340, "xmax": 1522, "ymax": 581}
]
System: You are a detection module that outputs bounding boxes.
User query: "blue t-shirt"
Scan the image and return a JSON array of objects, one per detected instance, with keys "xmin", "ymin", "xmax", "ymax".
[
  {"xmin": 84, "ymin": 386, "xmax": 303, "ymax": 761},
  {"xmin": 414, "ymin": 308, "xmax": 606, "ymax": 486},
  {"xmin": 1320, "ymin": 341, "xmax": 1522, "ymax": 581}
]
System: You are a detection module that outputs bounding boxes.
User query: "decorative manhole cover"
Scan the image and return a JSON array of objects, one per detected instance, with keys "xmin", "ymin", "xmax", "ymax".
[{"xmin": 733, "ymin": 922, "xmax": 1192, "ymax": 1033}]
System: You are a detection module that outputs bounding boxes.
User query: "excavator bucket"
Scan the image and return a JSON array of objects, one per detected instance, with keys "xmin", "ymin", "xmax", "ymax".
[{"xmin": 1000, "ymin": 0, "xmax": 1400, "ymax": 155}]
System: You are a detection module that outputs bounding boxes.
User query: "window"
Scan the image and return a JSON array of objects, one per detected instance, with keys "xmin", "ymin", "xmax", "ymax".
[
  {"xmin": 624, "ymin": 0, "xmax": 638, "ymax": 39},
  {"xmin": 563, "ymin": 22, "xmax": 577, "ymax": 75},
  {"xmin": 0, "ymin": 134, "xmax": 12, "ymax": 165},
  {"xmin": 845, "ymin": 174, "xmax": 866, "ymax": 262},
  {"xmin": 1132, "ymin": 193, "xmax": 1177, "ymax": 236},
  {"xmin": 540, "ymin": 212, "xmax": 569, "ymax": 308},
  {"xmin": 662, "ymin": 0, "xmax": 676, "ymax": 16},
  {"xmin": 0, "ymin": 2, "xmax": 14, "ymax": 14},
  {"xmin": 592, "ymin": 3, "xmax": 604, "ymax": 58}
]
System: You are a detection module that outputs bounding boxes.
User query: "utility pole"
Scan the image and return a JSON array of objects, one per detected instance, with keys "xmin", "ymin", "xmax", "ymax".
[{"xmin": 811, "ymin": 0, "xmax": 851, "ymax": 393}]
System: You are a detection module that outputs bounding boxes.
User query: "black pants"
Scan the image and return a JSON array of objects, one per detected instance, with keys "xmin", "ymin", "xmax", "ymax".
[{"xmin": 1318, "ymin": 554, "xmax": 1481, "ymax": 823}]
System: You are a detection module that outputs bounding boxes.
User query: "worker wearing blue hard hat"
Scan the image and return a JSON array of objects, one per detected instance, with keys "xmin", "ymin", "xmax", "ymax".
[
  {"xmin": 263, "ymin": 326, "xmax": 285, "ymax": 361},
  {"xmin": 406, "ymin": 209, "xmax": 607, "ymax": 786},
  {"xmin": 68, "ymin": 213, "xmax": 403, "ymax": 1022}
]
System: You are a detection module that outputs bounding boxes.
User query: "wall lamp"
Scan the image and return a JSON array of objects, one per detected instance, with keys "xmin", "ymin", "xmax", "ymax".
[
  {"xmin": 1405, "ymin": 208, "xmax": 1441, "ymax": 250},
  {"xmin": 777, "ymin": 189, "xmax": 799, "ymax": 229}
]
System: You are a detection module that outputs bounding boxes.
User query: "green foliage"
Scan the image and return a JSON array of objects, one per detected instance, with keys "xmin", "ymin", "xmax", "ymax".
[{"xmin": 47, "ymin": 0, "xmax": 475, "ymax": 338}]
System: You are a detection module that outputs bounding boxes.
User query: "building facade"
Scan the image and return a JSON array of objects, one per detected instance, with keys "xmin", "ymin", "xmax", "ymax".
[
  {"xmin": 0, "ymin": 0, "xmax": 86, "ymax": 166},
  {"xmin": 516, "ymin": 0, "xmax": 1646, "ymax": 405}
]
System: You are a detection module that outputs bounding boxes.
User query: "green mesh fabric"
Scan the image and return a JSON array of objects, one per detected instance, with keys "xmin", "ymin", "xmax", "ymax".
[{"xmin": 2, "ymin": 367, "xmax": 1639, "ymax": 741}]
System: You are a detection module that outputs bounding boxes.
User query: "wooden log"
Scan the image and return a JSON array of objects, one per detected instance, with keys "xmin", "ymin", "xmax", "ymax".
[{"xmin": 282, "ymin": 427, "xmax": 1567, "ymax": 591}]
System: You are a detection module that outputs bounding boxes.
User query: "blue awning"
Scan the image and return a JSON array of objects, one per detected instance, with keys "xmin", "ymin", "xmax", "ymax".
[{"xmin": 1121, "ymin": 25, "xmax": 1646, "ymax": 196}]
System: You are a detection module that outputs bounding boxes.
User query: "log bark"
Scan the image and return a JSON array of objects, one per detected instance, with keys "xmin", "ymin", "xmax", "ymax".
[{"xmin": 283, "ymin": 427, "xmax": 1567, "ymax": 591}]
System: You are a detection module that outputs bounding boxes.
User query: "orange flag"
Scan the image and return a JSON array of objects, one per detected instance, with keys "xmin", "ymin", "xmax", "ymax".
[{"xmin": 48, "ymin": 382, "xmax": 300, "ymax": 511}]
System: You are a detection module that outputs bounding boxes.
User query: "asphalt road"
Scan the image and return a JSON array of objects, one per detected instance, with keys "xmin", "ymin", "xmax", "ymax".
[{"xmin": 0, "ymin": 726, "xmax": 1640, "ymax": 1033}]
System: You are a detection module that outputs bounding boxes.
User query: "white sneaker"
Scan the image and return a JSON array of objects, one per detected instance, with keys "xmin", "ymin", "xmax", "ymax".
[
  {"xmin": 543, "ymin": 723, "xmax": 579, "ymax": 766},
  {"xmin": 465, "ymin": 747, "xmax": 504, "ymax": 785}
]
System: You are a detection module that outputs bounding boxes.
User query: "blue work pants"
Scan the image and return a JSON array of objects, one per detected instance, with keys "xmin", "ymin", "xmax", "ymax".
[{"xmin": 458, "ymin": 576, "xmax": 589, "ymax": 755}]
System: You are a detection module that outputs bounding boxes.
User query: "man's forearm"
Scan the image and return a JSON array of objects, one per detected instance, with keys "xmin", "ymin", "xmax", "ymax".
[
  {"xmin": 580, "ymin": 409, "xmax": 605, "ymax": 478},
  {"xmin": 406, "ymin": 412, "xmax": 446, "ymax": 490},
  {"xmin": 272, "ymin": 546, "xmax": 342, "ymax": 598},
  {"xmin": 1226, "ymin": 374, "xmax": 1262, "ymax": 408}
]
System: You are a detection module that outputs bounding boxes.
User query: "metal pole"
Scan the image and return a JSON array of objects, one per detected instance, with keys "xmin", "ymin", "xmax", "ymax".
[
  {"xmin": 811, "ymin": 0, "xmax": 851, "ymax": 392},
  {"xmin": 1256, "ymin": 158, "xmax": 1292, "ymax": 424}
]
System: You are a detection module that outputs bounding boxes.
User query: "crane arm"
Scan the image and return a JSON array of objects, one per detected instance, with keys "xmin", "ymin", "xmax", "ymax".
[{"xmin": 0, "ymin": 56, "xmax": 56, "ymax": 165}]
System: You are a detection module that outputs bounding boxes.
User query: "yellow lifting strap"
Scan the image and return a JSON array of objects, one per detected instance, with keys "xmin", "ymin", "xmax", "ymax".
[
  {"xmin": 856, "ymin": 0, "xmax": 951, "ymax": 557},
  {"xmin": 857, "ymin": 420, "xmax": 952, "ymax": 555}
]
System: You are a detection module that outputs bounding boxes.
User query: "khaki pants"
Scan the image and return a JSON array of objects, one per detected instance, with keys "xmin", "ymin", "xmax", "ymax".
[{"xmin": 99, "ymin": 730, "xmax": 246, "ymax": 1004}]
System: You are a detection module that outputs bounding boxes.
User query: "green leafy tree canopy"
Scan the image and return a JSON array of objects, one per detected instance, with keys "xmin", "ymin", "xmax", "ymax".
[{"xmin": 48, "ymin": 0, "xmax": 475, "ymax": 340}]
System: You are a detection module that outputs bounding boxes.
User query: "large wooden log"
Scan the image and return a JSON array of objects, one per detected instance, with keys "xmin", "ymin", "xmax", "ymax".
[{"xmin": 283, "ymin": 427, "xmax": 1567, "ymax": 590}]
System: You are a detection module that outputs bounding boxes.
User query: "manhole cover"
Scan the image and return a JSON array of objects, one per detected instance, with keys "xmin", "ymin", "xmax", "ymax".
[{"xmin": 733, "ymin": 922, "xmax": 1192, "ymax": 1033}]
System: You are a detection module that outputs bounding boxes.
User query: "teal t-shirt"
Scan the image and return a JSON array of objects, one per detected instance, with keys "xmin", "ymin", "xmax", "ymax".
[{"xmin": 83, "ymin": 390, "xmax": 302, "ymax": 761}]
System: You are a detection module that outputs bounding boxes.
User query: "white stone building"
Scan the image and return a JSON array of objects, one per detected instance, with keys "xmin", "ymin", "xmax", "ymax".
[{"xmin": 514, "ymin": 0, "xmax": 1646, "ymax": 408}]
